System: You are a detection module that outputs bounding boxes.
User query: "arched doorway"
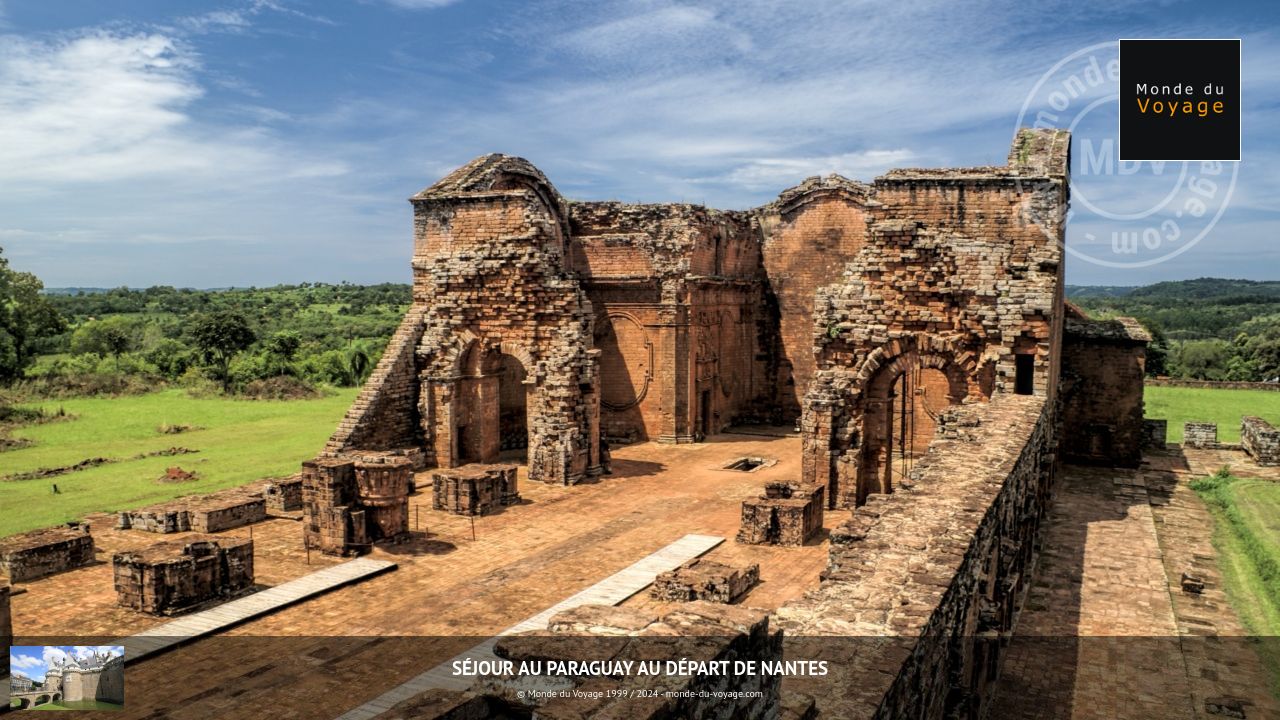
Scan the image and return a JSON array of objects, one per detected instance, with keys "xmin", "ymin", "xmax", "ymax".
[
  {"xmin": 452, "ymin": 346, "xmax": 530, "ymax": 465},
  {"xmin": 496, "ymin": 353, "xmax": 529, "ymax": 460},
  {"xmin": 860, "ymin": 355, "xmax": 968, "ymax": 503}
]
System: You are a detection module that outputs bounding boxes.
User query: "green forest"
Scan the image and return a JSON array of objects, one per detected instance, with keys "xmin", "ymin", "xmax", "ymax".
[
  {"xmin": 1068, "ymin": 279, "xmax": 1280, "ymax": 382},
  {"xmin": 10, "ymin": 281, "xmax": 410, "ymax": 400}
]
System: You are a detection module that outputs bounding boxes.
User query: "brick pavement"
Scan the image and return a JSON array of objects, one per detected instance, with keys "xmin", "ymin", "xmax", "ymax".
[{"xmin": 990, "ymin": 452, "xmax": 1279, "ymax": 719}]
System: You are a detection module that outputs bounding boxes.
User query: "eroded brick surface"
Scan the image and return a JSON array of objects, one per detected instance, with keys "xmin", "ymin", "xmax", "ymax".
[
  {"xmin": 0, "ymin": 523, "xmax": 95, "ymax": 582},
  {"xmin": 112, "ymin": 535, "xmax": 254, "ymax": 615}
]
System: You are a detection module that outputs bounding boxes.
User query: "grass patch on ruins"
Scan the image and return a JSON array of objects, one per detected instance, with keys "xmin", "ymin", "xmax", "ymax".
[
  {"xmin": 1191, "ymin": 470, "xmax": 1280, "ymax": 696},
  {"xmin": 1144, "ymin": 384, "xmax": 1280, "ymax": 443},
  {"xmin": 0, "ymin": 388, "xmax": 357, "ymax": 537}
]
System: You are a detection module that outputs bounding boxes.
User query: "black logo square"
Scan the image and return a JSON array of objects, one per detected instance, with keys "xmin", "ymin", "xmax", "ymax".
[{"xmin": 1119, "ymin": 39, "xmax": 1240, "ymax": 161}]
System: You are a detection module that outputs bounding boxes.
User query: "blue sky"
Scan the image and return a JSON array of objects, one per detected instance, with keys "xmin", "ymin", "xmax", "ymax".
[
  {"xmin": 9, "ymin": 645, "xmax": 123, "ymax": 683},
  {"xmin": 0, "ymin": 0, "xmax": 1277, "ymax": 288}
]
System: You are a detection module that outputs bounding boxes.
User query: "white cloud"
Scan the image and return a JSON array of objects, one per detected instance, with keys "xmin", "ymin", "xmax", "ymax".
[
  {"xmin": 0, "ymin": 30, "xmax": 347, "ymax": 187},
  {"xmin": 716, "ymin": 150, "xmax": 916, "ymax": 190},
  {"xmin": 11, "ymin": 654, "xmax": 43, "ymax": 670}
]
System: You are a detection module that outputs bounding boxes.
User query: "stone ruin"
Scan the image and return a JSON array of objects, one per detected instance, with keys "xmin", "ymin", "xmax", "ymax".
[
  {"xmin": 318, "ymin": 129, "xmax": 1142, "ymax": 512},
  {"xmin": 116, "ymin": 489, "xmax": 266, "ymax": 534},
  {"xmin": 1060, "ymin": 310, "xmax": 1151, "ymax": 467},
  {"xmin": 1241, "ymin": 416, "xmax": 1280, "ymax": 466},
  {"xmin": 113, "ymin": 535, "xmax": 254, "ymax": 615},
  {"xmin": 431, "ymin": 463, "xmax": 520, "ymax": 516},
  {"xmin": 737, "ymin": 481, "xmax": 825, "ymax": 546},
  {"xmin": 1185, "ymin": 422, "xmax": 1220, "ymax": 449},
  {"xmin": 650, "ymin": 558, "xmax": 760, "ymax": 604},
  {"xmin": 0, "ymin": 523, "xmax": 95, "ymax": 582},
  {"xmin": 302, "ymin": 452, "xmax": 412, "ymax": 556},
  {"xmin": 263, "ymin": 476, "xmax": 304, "ymax": 511},
  {"xmin": 371, "ymin": 602, "xmax": 793, "ymax": 720},
  {"xmin": 1144, "ymin": 418, "xmax": 1169, "ymax": 448}
]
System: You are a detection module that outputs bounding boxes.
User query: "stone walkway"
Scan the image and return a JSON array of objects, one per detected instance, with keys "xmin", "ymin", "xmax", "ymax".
[
  {"xmin": 116, "ymin": 557, "xmax": 397, "ymax": 663},
  {"xmin": 335, "ymin": 534, "xmax": 723, "ymax": 720},
  {"xmin": 990, "ymin": 451, "xmax": 1279, "ymax": 719}
]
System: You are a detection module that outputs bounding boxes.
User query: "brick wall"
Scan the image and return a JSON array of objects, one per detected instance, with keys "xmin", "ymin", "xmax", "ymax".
[
  {"xmin": 1060, "ymin": 317, "xmax": 1149, "ymax": 467},
  {"xmin": 800, "ymin": 129, "xmax": 1069, "ymax": 508},
  {"xmin": 1184, "ymin": 422, "xmax": 1219, "ymax": 448},
  {"xmin": 758, "ymin": 181, "xmax": 872, "ymax": 420},
  {"xmin": 1242, "ymin": 416, "xmax": 1280, "ymax": 466}
]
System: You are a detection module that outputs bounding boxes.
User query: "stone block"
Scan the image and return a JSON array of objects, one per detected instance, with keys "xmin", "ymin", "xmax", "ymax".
[
  {"xmin": 737, "ymin": 482, "xmax": 824, "ymax": 546},
  {"xmin": 1241, "ymin": 416, "xmax": 1280, "ymax": 466},
  {"xmin": 431, "ymin": 464, "xmax": 520, "ymax": 516},
  {"xmin": 650, "ymin": 558, "xmax": 759, "ymax": 603},
  {"xmin": 113, "ymin": 535, "xmax": 254, "ymax": 615},
  {"xmin": 1184, "ymin": 422, "xmax": 1219, "ymax": 449},
  {"xmin": 0, "ymin": 524, "xmax": 95, "ymax": 582}
]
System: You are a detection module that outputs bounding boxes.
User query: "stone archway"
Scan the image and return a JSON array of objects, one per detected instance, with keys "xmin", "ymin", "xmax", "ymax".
[{"xmin": 858, "ymin": 351, "xmax": 971, "ymax": 503}]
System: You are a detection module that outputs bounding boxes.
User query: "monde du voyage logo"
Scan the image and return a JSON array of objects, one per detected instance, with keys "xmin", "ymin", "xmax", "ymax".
[{"xmin": 1017, "ymin": 39, "xmax": 1241, "ymax": 269}]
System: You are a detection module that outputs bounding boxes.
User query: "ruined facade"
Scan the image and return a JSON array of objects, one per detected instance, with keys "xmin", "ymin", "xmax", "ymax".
[{"xmin": 323, "ymin": 129, "xmax": 1140, "ymax": 513}]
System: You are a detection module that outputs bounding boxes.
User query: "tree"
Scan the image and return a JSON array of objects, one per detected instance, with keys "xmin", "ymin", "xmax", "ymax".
[
  {"xmin": 264, "ymin": 331, "xmax": 302, "ymax": 376},
  {"xmin": 70, "ymin": 316, "xmax": 139, "ymax": 369},
  {"xmin": 0, "ymin": 248, "xmax": 65, "ymax": 384},
  {"xmin": 190, "ymin": 311, "xmax": 256, "ymax": 392}
]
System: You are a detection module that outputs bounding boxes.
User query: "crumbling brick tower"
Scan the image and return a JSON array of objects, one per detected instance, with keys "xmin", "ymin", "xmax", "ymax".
[
  {"xmin": 802, "ymin": 129, "xmax": 1071, "ymax": 508},
  {"xmin": 324, "ymin": 156, "xmax": 600, "ymax": 484}
]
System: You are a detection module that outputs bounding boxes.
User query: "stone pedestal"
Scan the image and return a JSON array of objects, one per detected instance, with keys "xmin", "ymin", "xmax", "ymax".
[
  {"xmin": 431, "ymin": 464, "xmax": 520, "ymax": 516},
  {"xmin": 1184, "ymin": 422, "xmax": 1218, "ymax": 448},
  {"xmin": 737, "ymin": 481, "xmax": 824, "ymax": 546},
  {"xmin": 0, "ymin": 523, "xmax": 95, "ymax": 582}
]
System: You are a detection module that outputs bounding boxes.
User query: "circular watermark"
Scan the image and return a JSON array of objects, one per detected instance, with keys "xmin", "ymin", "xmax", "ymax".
[{"xmin": 1014, "ymin": 41, "xmax": 1237, "ymax": 268}]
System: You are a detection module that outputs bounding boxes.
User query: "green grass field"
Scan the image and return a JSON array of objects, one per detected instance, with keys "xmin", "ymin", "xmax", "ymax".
[
  {"xmin": 1145, "ymin": 384, "xmax": 1280, "ymax": 443},
  {"xmin": 0, "ymin": 388, "xmax": 356, "ymax": 537},
  {"xmin": 1191, "ymin": 471, "xmax": 1280, "ymax": 695}
]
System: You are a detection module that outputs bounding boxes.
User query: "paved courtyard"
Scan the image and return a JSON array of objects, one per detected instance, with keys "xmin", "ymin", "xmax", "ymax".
[{"xmin": 10, "ymin": 432, "xmax": 837, "ymax": 719}]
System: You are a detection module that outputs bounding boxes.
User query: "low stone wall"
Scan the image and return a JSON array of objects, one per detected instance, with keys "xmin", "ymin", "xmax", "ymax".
[
  {"xmin": 431, "ymin": 464, "xmax": 520, "ymax": 516},
  {"xmin": 192, "ymin": 495, "xmax": 266, "ymax": 533},
  {"xmin": 118, "ymin": 493, "xmax": 265, "ymax": 534},
  {"xmin": 0, "ymin": 524, "xmax": 96, "ymax": 582},
  {"xmin": 1148, "ymin": 378, "xmax": 1280, "ymax": 391},
  {"xmin": 113, "ymin": 535, "xmax": 254, "ymax": 615},
  {"xmin": 371, "ymin": 602, "xmax": 790, "ymax": 720},
  {"xmin": 1242, "ymin": 416, "xmax": 1280, "ymax": 466},
  {"xmin": 775, "ymin": 394, "xmax": 1055, "ymax": 719},
  {"xmin": 1143, "ymin": 419, "xmax": 1168, "ymax": 448},
  {"xmin": 650, "ymin": 558, "xmax": 759, "ymax": 603},
  {"xmin": 737, "ymin": 481, "xmax": 824, "ymax": 546},
  {"xmin": 1184, "ymin": 422, "xmax": 1219, "ymax": 449},
  {"xmin": 263, "ymin": 476, "xmax": 304, "ymax": 511}
]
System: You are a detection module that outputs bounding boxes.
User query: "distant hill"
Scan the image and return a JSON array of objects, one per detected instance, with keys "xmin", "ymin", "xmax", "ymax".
[
  {"xmin": 1064, "ymin": 285, "xmax": 1139, "ymax": 299},
  {"xmin": 1068, "ymin": 277, "xmax": 1280, "ymax": 343}
]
